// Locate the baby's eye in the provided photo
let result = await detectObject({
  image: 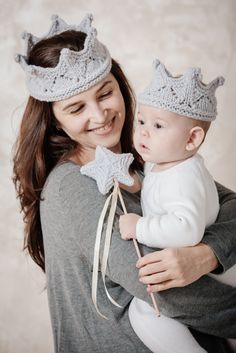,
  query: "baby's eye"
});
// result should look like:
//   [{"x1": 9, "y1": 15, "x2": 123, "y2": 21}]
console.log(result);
[
  {"x1": 154, "y1": 123, "x2": 162, "y2": 129},
  {"x1": 138, "y1": 119, "x2": 144, "y2": 125}
]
